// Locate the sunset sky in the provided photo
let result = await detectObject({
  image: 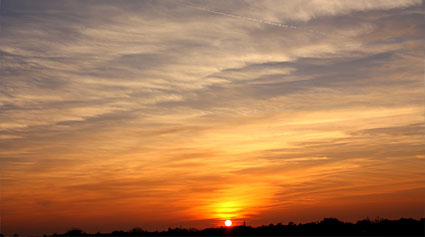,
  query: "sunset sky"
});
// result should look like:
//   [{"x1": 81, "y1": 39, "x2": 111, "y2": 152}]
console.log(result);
[{"x1": 0, "y1": 0, "x2": 424, "y2": 235}]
